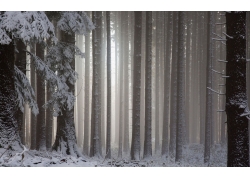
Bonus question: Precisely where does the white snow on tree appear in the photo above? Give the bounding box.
[57,11,95,35]
[14,65,39,115]
[0,11,57,44]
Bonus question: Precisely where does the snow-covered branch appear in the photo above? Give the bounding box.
[0,11,57,45]
[212,38,227,41]
[212,69,225,75]
[223,32,233,39]
[57,11,95,36]
[14,65,38,115]
[207,87,225,95]
[218,59,228,63]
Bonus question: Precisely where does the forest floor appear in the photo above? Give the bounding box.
[0,144,226,167]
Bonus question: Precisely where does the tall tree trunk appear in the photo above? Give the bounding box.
[131,11,142,161]
[204,11,214,164]
[0,41,22,152]
[90,11,102,158]
[175,11,185,163]
[123,11,130,157]
[83,11,91,156]
[46,38,53,151]
[155,12,162,155]
[226,11,249,167]
[30,43,37,150]
[169,12,178,158]
[52,31,82,157]
[36,42,46,151]
[162,11,173,159]
[143,11,152,159]
[14,40,27,145]
[106,11,111,159]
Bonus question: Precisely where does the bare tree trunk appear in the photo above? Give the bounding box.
[204,11,214,164]
[83,11,91,156]
[143,11,152,159]
[175,11,185,163]
[123,11,130,158]
[131,11,142,161]
[162,11,173,159]
[36,42,46,151]
[155,12,163,155]
[169,12,178,158]
[30,43,37,150]
[106,11,111,159]
[90,11,102,158]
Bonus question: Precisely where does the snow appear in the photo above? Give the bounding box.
[0,143,226,167]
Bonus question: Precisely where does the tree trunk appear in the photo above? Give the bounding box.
[123,12,130,158]
[36,42,46,151]
[14,40,27,145]
[90,11,102,158]
[143,11,152,159]
[30,43,37,150]
[0,42,22,152]
[106,11,111,159]
[204,11,214,164]
[175,11,185,163]
[169,12,178,158]
[52,31,82,157]
[131,11,142,161]
[226,11,249,167]
[162,11,173,159]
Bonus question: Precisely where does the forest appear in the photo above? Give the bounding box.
[0,11,249,168]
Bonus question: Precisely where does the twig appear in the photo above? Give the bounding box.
[212,69,225,75]
[212,38,227,41]
[217,110,225,112]
[218,59,228,63]
[207,87,225,95]
[223,32,233,39]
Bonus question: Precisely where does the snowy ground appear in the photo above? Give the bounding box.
[0,143,226,167]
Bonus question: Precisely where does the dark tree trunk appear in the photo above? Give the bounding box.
[0,42,22,152]
[175,11,185,163]
[90,11,102,158]
[204,11,214,164]
[143,11,152,159]
[14,40,27,145]
[226,11,249,167]
[131,11,142,161]
[52,31,82,157]
[36,43,46,151]
[30,43,37,150]
[169,11,178,158]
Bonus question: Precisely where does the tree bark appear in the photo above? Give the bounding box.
[175,11,185,163]
[36,42,46,151]
[226,11,249,167]
[0,41,22,152]
[131,11,142,161]
[30,43,37,150]
[162,11,173,159]
[169,12,178,158]
[204,11,214,164]
[143,11,152,159]
[90,11,102,158]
